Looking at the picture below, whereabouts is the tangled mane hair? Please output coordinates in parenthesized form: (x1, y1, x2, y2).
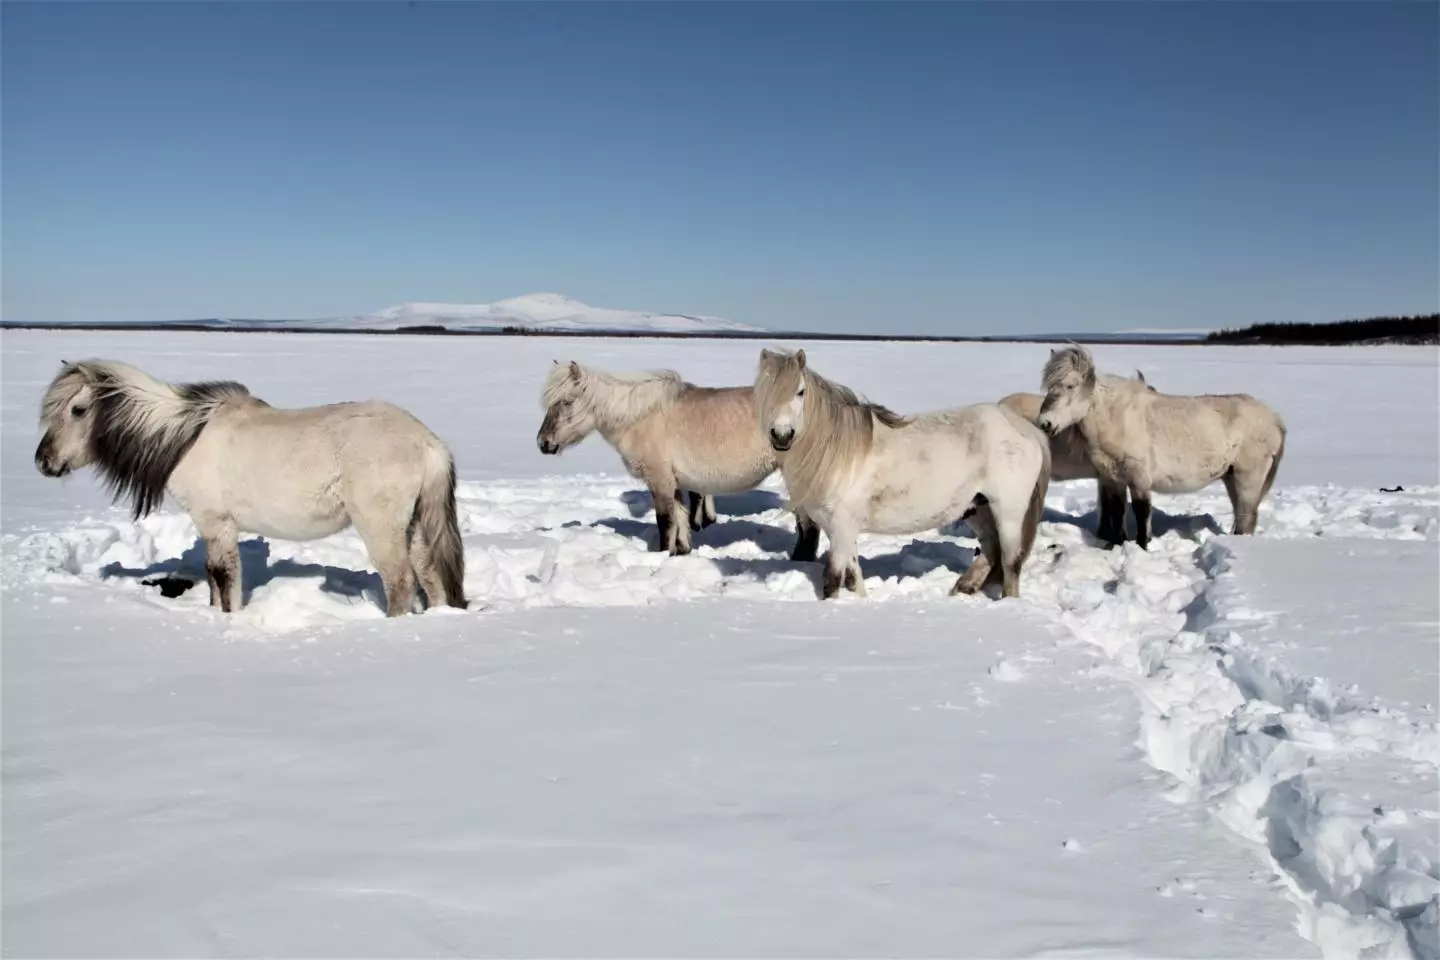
(754, 348, 911, 507)
(39, 360, 252, 518)
(1041, 345, 1098, 395)
(541, 360, 691, 432)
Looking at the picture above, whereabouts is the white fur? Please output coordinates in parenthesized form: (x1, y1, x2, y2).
(36, 360, 465, 616)
(755, 349, 1051, 600)
(538, 360, 819, 559)
(1036, 346, 1286, 546)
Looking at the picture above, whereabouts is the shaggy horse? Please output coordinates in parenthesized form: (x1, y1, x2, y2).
(999, 367, 1154, 546)
(1036, 346, 1285, 548)
(754, 349, 1050, 600)
(35, 360, 466, 616)
(536, 360, 821, 559)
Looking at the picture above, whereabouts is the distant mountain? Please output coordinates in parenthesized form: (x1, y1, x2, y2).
(341, 293, 763, 333)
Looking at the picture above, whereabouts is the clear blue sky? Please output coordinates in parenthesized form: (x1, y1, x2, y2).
(3, 1, 1435, 333)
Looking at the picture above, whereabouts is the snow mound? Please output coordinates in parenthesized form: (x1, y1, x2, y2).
(344, 293, 761, 333)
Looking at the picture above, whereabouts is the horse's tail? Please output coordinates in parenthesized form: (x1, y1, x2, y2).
(1021, 430, 1052, 563)
(1259, 417, 1286, 504)
(416, 444, 467, 609)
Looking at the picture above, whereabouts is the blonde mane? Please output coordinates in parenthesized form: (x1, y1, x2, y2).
(542, 361, 690, 435)
(754, 349, 911, 507)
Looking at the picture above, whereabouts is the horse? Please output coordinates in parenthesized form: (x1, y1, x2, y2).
(536, 360, 821, 560)
(34, 360, 467, 617)
(998, 367, 1155, 546)
(753, 348, 1051, 600)
(1035, 345, 1286, 549)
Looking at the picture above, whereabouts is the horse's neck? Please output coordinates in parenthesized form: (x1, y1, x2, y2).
(594, 379, 676, 434)
(1077, 387, 1133, 448)
(785, 403, 872, 505)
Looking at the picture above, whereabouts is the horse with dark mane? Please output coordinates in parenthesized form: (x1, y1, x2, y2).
(35, 359, 466, 616)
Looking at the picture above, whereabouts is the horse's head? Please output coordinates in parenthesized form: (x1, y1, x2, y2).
(754, 348, 809, 453)
(35, 361, 101, 478)
(1037, 346, 1098, 436)
(537, 360, 597, 455)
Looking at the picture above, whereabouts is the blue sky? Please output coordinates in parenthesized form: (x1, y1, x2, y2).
(2, 1, 1435, 333)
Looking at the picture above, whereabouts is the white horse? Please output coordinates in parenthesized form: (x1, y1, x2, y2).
(1036, 345, 1286, 548)
(754, 348, 1050, 600)
(537, 360, 821, 559)
(999, 367, 1155, 546)
(35, 360, 466, 616)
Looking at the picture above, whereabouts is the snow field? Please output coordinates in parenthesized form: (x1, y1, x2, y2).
(7, 471, 1438, 956)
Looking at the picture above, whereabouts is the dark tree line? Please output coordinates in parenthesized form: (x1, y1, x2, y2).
(1206, 314, 1438, 345)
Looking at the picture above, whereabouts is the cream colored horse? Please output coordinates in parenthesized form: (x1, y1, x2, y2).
(537, 361, 820, 559)
(1036, 346, 1286, 548)
(999, 368, 1153, 546)
(754, 349, 1050, 600)
(35, 360, 466, 616)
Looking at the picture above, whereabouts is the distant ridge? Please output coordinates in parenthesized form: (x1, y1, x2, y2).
(344, 293, 762, 333)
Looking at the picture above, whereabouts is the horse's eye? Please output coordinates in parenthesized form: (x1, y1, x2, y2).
(70, 404, 88, 417)
(796, 387, 806, 398)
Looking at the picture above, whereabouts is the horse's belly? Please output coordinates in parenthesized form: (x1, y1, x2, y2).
(1150, 458, 1228, 494)
(225, 475, 351, 541)
(865, 486, 974, 535)
(673, 460, 774, 495)
(233, 502, 350, 541)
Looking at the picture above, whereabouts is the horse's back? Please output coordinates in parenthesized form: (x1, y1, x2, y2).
(661, 385, 776, 492)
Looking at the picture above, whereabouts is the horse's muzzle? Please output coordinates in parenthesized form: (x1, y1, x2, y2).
(35, 454, 70, 477)
(537, 437, 560, 455)
(768, 428, 794, 452)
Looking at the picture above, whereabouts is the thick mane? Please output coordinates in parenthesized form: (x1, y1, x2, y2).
(543, 361, 689, 432)
(1041, 346, 1097, 393)
(45, 360, 251, 519)
(755, 350, 910, 507)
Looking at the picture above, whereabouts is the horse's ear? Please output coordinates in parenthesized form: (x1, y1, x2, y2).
(568, 361, 581, 382)
(1136, 369, 1146, 383)
(760, 348, 773, 361)
(552, 359, 559, 365)
(796, 349, 806, 369)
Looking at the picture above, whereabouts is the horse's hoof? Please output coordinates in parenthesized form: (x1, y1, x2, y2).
(673, 543, 691, 557)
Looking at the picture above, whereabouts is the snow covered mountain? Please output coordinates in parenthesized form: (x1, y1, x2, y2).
(343, 293, 762, 333)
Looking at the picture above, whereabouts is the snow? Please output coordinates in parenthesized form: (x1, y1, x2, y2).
(2, 330, 1437, 957)
(343, 292, 763, 333)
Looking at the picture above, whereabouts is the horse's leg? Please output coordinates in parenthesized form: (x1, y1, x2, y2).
(1228, 465, 1269, 535)
(671, 487, 693, 555)
(199, 518, 241, 613)
(408, 524, 445, 611)
(648, 481, 684, 555)
(1130, 492, 1153, 550)
(1221, 468, 1244, 534)
(790, 509, 821, 562)
(353, 514, 418, 616)
(1096, 480, 1128, 548)
(953, 499, 1002, 595)
(687, 493, 717, 531)
(821, 516, 859, 599)
(845, 558, 867, 597)
(994, 496, 1031, 599)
